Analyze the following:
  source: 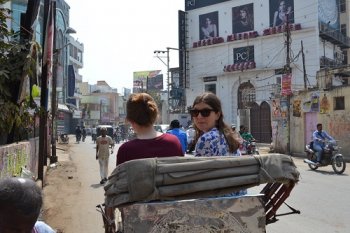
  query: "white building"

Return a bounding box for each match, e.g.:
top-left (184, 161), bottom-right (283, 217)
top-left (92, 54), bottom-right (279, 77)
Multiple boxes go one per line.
top-left (183, 0), bottom-right (350, 143)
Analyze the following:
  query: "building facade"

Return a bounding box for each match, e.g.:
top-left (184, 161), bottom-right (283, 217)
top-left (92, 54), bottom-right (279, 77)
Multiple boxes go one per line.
top-left (183, 0), bottom-right (350, 146)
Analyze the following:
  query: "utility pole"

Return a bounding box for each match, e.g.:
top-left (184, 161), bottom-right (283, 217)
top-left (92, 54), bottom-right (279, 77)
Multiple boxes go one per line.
top-left (301, 41), bottom-right (307, 90)
top-left (285, 14), bottom-right (291, 155)
top-left (50, 0), bottom-right (57, 164)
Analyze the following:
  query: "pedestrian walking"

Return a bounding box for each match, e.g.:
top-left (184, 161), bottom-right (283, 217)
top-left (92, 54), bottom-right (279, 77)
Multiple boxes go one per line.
top-left (96, 127), bottom-right (115, 184)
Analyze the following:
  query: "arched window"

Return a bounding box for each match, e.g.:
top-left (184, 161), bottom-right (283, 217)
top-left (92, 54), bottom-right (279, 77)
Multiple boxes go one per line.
top-left (238, 82), bottom-right (256, 109)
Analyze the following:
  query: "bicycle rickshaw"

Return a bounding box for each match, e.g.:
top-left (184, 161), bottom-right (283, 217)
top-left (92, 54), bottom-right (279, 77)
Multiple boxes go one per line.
top-left (98, 154), bottom-right (300, 233)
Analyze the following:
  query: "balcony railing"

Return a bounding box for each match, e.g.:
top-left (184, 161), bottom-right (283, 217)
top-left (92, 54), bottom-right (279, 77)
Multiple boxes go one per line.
top-left (319, 22), bottom-right (350, 48)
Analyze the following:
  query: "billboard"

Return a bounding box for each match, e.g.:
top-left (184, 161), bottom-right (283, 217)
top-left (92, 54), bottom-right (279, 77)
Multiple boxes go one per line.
top-left (185, 0), bottom-right (231, 11)
top-left (199, 11), bottom-right (219, 40)
top-left (269, 0), bottom-right (294, 27)
top-left (232, 3), bottom-right (254, 34)
top-left (133, 70), bottom-right (163, 93)
top-left (233, 46), bottom-right (254, 63)
top-left (318, 0), bottom-right (339, 30)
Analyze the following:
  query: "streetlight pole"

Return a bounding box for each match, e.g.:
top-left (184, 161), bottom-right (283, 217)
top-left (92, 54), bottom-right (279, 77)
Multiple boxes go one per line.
top-left (154, 49), bottom-right (170, 122)
top-left (154, 47), bottom-right (182, 121)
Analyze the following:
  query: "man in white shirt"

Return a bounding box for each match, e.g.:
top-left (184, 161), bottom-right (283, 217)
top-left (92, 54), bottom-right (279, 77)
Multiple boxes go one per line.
top-left (96, 127), bottom-right (115, 184)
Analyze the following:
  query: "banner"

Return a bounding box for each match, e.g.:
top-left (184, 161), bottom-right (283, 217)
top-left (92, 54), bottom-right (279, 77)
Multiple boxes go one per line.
top-left (281, 73), bottom-right (292, 96)
top-left (133, 70), bottom-right (162, 93)
top-left (43, 0), bottom-right (55, 84)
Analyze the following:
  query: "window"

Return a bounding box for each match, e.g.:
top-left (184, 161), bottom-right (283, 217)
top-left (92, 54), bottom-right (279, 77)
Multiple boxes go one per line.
top-left (341, 24), bottom-right (347, 36)
top-left (340, 0), bottom-right (346, 13)
top-left (334, 96), bottom-right (345, 110)
top-left (342, 50), bottom-right (348, 65)
top-left (238, 82), bottom-right (256, 109)
top-left (204, 83), bottom-right (216, 94)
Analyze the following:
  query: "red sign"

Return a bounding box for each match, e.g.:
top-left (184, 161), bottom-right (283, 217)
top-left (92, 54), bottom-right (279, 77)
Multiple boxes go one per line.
top-left (281, 73), bottom-right (292, 96)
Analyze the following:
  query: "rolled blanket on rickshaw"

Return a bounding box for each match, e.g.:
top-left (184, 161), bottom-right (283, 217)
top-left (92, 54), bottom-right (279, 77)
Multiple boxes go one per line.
top-left (104, 154), bottom-right (299, 208)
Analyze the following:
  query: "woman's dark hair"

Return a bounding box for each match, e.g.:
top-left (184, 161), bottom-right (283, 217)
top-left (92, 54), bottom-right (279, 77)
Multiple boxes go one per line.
top-left (191, 92), bottom-right (239, 153)
top-left (126, 93), bottom-right (158, 127)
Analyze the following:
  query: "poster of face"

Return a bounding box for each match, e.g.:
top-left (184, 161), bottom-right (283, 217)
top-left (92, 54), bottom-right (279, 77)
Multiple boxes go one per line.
top-left (302, 92), bottom-right (320, 112)
top-left (293, 99), bottom-right (301, 117)
top-left (280, 99), bottom-right (289, 118)
top-left (272, 99), bottom-right (281, 118)
top-left (232, 3), bottom-right (254, 34)
top-left (269, 0), bottom-right (294, 27)
top-left (320, 93), bottom-right (330, 114)
top-left (199, 11), bottom-right (219, 40)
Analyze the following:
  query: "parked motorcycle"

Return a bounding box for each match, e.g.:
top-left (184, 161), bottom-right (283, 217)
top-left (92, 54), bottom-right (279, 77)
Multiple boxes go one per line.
top-left (304, 140), bottom-right (346, 174)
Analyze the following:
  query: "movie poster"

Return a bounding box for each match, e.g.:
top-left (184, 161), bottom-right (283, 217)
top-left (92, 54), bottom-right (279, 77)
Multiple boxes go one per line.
top-left (302, 92), bottom-right (320, 112)
top-left (272, 99), bottom-right (281, 118)
top-left (293, 99), bottom-right (301, 117)
top-left (199, 11), bottom-right (219, 40)
top-left (320, 93), bottom-right (330, 114)
top-left (269, 0), bottom-right (295, 27)
top-left (232, 3), bottom-right (254, 33)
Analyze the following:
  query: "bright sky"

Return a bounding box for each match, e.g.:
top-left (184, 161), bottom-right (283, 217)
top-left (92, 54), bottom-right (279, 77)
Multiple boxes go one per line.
top-left (66, 0), bottom-right (184, 92)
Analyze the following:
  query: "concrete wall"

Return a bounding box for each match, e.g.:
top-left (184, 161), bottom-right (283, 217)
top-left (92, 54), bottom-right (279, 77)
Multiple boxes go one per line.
top-left (287, 86), bottom-right (350, 160)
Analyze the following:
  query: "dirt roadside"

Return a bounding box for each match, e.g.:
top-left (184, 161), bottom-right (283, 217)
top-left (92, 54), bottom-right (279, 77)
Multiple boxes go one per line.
top-left (41, 143), bottom-right (81, 233)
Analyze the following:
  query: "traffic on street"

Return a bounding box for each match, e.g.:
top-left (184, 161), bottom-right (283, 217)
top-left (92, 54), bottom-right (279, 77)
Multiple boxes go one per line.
top-left (42, 135), bottom-right (350, 233)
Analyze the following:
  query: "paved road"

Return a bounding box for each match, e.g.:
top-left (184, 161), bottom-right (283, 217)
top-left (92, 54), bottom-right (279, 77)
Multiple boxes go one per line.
top-left (47, 136), bottom-right (350, 233)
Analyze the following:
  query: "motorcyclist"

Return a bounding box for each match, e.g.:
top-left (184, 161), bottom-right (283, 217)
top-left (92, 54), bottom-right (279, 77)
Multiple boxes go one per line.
top-left (240, 125), bottom-right (255, 142)
top-left (75, 126), bottom-right (82, 143)
top-left (312, 123), bottom-right (335, 165)
top-left (239, 125), bottom-right (256, 154)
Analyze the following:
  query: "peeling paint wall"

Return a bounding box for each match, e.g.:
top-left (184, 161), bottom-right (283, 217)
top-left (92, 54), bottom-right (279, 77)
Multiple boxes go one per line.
top-left (0, 142), bottom-right (30, 178)
top-left (289, 86), bottom-right (350, 160)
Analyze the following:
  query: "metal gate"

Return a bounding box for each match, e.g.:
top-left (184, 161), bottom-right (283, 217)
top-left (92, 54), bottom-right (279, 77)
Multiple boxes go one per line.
top-left (250, 102), bottom-right (272, 143)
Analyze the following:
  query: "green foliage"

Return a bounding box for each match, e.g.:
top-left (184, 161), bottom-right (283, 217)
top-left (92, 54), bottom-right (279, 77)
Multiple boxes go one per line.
top-left (0, 1), bottom-right (40, 143)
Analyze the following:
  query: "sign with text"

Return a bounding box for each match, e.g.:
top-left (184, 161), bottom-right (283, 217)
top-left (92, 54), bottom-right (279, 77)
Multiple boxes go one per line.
top-left (281, 73), bottom-right (292, 96)
top-left (133, 70), bottom-right (163, 93)
top-left (233, 46), bottom-right (254, 63)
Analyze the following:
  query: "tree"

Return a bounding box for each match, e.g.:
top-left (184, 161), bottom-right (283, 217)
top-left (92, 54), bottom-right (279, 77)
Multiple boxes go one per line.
top-left (0, 0), bottom-right (40, 144)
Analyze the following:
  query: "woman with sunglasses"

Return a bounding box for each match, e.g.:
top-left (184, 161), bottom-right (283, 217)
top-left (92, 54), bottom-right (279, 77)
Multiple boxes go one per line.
top-left (116, 93), bottom-right (183, 166)
top-left (190, 92), bottom-right (240, 157)
top-left (190, 92), bottom-right (246, 195)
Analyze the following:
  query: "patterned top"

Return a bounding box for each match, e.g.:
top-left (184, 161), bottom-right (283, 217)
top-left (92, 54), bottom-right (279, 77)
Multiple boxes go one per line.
top-left (195, 127), bottom-right (246, 196)
top-left (195, 128), bottom-right (239, 157)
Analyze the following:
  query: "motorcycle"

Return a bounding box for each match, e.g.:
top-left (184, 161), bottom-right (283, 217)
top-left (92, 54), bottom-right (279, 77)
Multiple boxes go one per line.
top-left (241, 140), bottom-right (259, 155)
top-left (59, 133), bottom-right (69, 144)
top-left (304, 140), bottom-right (346, 174)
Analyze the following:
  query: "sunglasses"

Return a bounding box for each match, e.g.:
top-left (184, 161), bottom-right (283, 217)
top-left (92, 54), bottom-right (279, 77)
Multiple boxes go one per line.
top-left (190, 108), bottom-right (215, 117)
